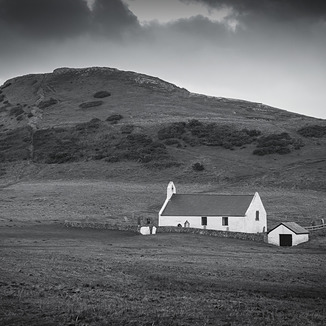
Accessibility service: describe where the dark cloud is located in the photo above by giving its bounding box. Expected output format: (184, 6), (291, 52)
(91, 0), (139, 37)
(183, 0), (326, 21)
(0, 0), (90, 39)
(0, 0), (140, 41)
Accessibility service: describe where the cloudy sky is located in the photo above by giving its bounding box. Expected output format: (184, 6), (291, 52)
(0, 0), (325, 119)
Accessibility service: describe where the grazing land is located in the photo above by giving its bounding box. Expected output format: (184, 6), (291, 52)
(0, 223), (325, 326)
(1, 180), (325, 228)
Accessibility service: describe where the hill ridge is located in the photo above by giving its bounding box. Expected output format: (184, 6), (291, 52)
(0, 66), (325, 192)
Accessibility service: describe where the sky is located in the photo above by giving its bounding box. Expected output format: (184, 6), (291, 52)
(0, 0), (325, 119)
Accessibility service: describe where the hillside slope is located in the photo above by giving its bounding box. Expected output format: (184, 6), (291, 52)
(0, 67), (325, 191)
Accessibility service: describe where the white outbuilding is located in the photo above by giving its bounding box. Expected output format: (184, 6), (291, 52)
(267, 222), (309, 246)
(159, 182), (267, 234)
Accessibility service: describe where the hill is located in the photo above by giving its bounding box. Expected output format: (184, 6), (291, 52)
(0, 67), (325, 227)
(1, 67), (325, 188)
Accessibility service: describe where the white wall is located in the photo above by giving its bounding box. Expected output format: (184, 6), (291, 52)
(244, 192), (267, 233)
(159, 215), (249, 232)
(268, 225), (309, 246)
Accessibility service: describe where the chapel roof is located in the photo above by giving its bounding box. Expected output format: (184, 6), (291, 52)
(161, 194), (255, 217)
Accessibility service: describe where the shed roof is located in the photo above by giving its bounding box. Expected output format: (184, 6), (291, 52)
(161, 194), (254, 217)
(268, 222), (309, 234)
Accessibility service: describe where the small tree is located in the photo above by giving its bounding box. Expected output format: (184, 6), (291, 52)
(192, 162), (204, 171)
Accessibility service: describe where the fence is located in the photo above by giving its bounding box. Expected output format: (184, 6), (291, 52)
(303, 223), (326, 231)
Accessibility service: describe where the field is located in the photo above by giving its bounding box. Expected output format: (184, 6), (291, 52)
(1, 179), (325, 228)
(1, 223), (325, 326)
(1, 180), (326, 325)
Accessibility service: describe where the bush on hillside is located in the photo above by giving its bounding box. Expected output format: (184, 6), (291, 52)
(120, 124), (134, 134)
(157, 120), (260, 150)
(164, 138), (181, 146)
(187, 119), (203, 128)
(9, 106), (24, 117)
(102, 133), (169, 163)
(106, 114), (123, 124)
(93, 91), (111, 98)
(192, 162), (205, 171)
(79, 101), (103, 109)
(38, 98), (58, 109)
(253, 132), (304, 156)
(157, 122), (186, 140)
(242, 128), (262, 137)
(187, 123), (255, 149)
(75, 118), (102, 133)
(47, 152), (76, 164)
(0, 94), (4, 102)
(297, 125), (326, 138)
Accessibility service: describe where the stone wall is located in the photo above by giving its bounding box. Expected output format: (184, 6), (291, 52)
(157, 226), (266, 242)
(64, 220), (138, 232)
(64, 221), (266, 242)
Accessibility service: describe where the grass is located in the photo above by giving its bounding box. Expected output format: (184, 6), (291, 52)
(0, 224), (325, 325)
(0, 180), (324, 229)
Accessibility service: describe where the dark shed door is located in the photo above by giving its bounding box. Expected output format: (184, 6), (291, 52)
(280, 234), (292, 246)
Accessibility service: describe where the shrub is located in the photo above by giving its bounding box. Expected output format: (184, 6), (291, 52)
(192, 162), (205, 171)
(157, 122), (186, 140)
(187, 119), (203, 128)
(105, 156), (120, 163)
(157, 121), (259, 149)
(242, 128), (262, 137)
(182, 135), (198, 146)
(38, 98), (58, 109)
(256, 133), (291, 148)
(93, 91), (111, 98)
(120, 124), (134, 134)
(253, 132), (303, 156)
(79, 101), (103, 109)
(126, 133), (152, 147)
(106, 114), (123, 123)
(9, 106), (24, 117)
(164, 138), (181, 146)
(108, 134), (169, 164)
(75, 118), (102, 133)
(297, 125), (326, 138)
(0, 94), (4, 102)
(293, 138), (305, 150)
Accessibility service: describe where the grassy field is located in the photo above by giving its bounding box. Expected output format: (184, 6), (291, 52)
(0, 223), (325, 326)
(1, 179), (325, 228)
(0, 179), (325, 325)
